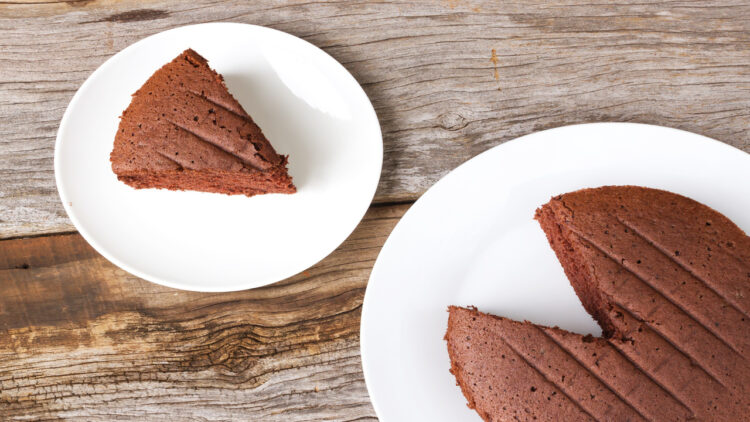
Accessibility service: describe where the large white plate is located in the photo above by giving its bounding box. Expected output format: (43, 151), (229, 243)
(360, 123), (750, 421)
(55, 23), (382, 292)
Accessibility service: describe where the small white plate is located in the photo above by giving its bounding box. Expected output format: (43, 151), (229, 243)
(360, 123), (750, 421)
(55, 23), (382, 292)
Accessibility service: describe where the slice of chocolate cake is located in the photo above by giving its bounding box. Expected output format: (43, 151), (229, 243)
(110, 49), (295, 196)
(446, 306), (693, 421)
(446, 186), (750, 421)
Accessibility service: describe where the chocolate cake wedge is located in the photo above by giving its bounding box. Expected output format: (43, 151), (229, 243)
(446, 306), (694, 422)
(110, 49), (295, 196)
(446, 186), (750, 421)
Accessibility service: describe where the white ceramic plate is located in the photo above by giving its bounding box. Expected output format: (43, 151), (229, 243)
(55, 23), (382, 292)
(360, 123), (750, 421)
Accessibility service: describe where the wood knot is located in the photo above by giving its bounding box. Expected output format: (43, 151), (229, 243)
(438, 112), (468, 131)
(96, 9), (170, 23)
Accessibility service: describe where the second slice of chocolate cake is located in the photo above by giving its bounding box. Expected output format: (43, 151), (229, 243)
(110, 49), (296, 197)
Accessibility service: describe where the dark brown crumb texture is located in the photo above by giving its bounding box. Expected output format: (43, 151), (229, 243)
(445, 185), (750, 422)
(110, 48), (295, 196)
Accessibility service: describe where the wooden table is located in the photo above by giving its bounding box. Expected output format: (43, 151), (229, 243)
(1, 1), (749, 420)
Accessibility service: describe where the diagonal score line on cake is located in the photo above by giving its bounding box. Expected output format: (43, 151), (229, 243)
(184, 89), (279, 168)
(536, 327), (652, 421)
(154, 150), (185, 168)
(186, 89), (253, 125)
(499, 335), (599, 421)
(572, 230), (744, 358)
(166, 119), (264, 171)
(571, 233), (736, 386)
(616, 217), (750, 320)
(604, 330), (697, 418)
(611, 299), (727, 389)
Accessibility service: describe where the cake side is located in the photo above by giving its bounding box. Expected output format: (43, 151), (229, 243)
(534, 203), (619, 338)
(118, 156), (295, 196)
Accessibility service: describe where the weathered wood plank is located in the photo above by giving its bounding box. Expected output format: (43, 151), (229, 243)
(0, 203), (407, 421)
(2, 0), (750, 238)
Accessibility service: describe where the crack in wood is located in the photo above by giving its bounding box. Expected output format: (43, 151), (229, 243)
(0, 203), (406, 420)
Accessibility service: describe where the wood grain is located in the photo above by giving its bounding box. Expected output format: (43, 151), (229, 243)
(2, 0), (750, 238)
(0, 203), (407, 421)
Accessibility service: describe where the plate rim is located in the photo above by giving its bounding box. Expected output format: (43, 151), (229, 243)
(359, 122), (749, 420)
(54, 22), (383, 292)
